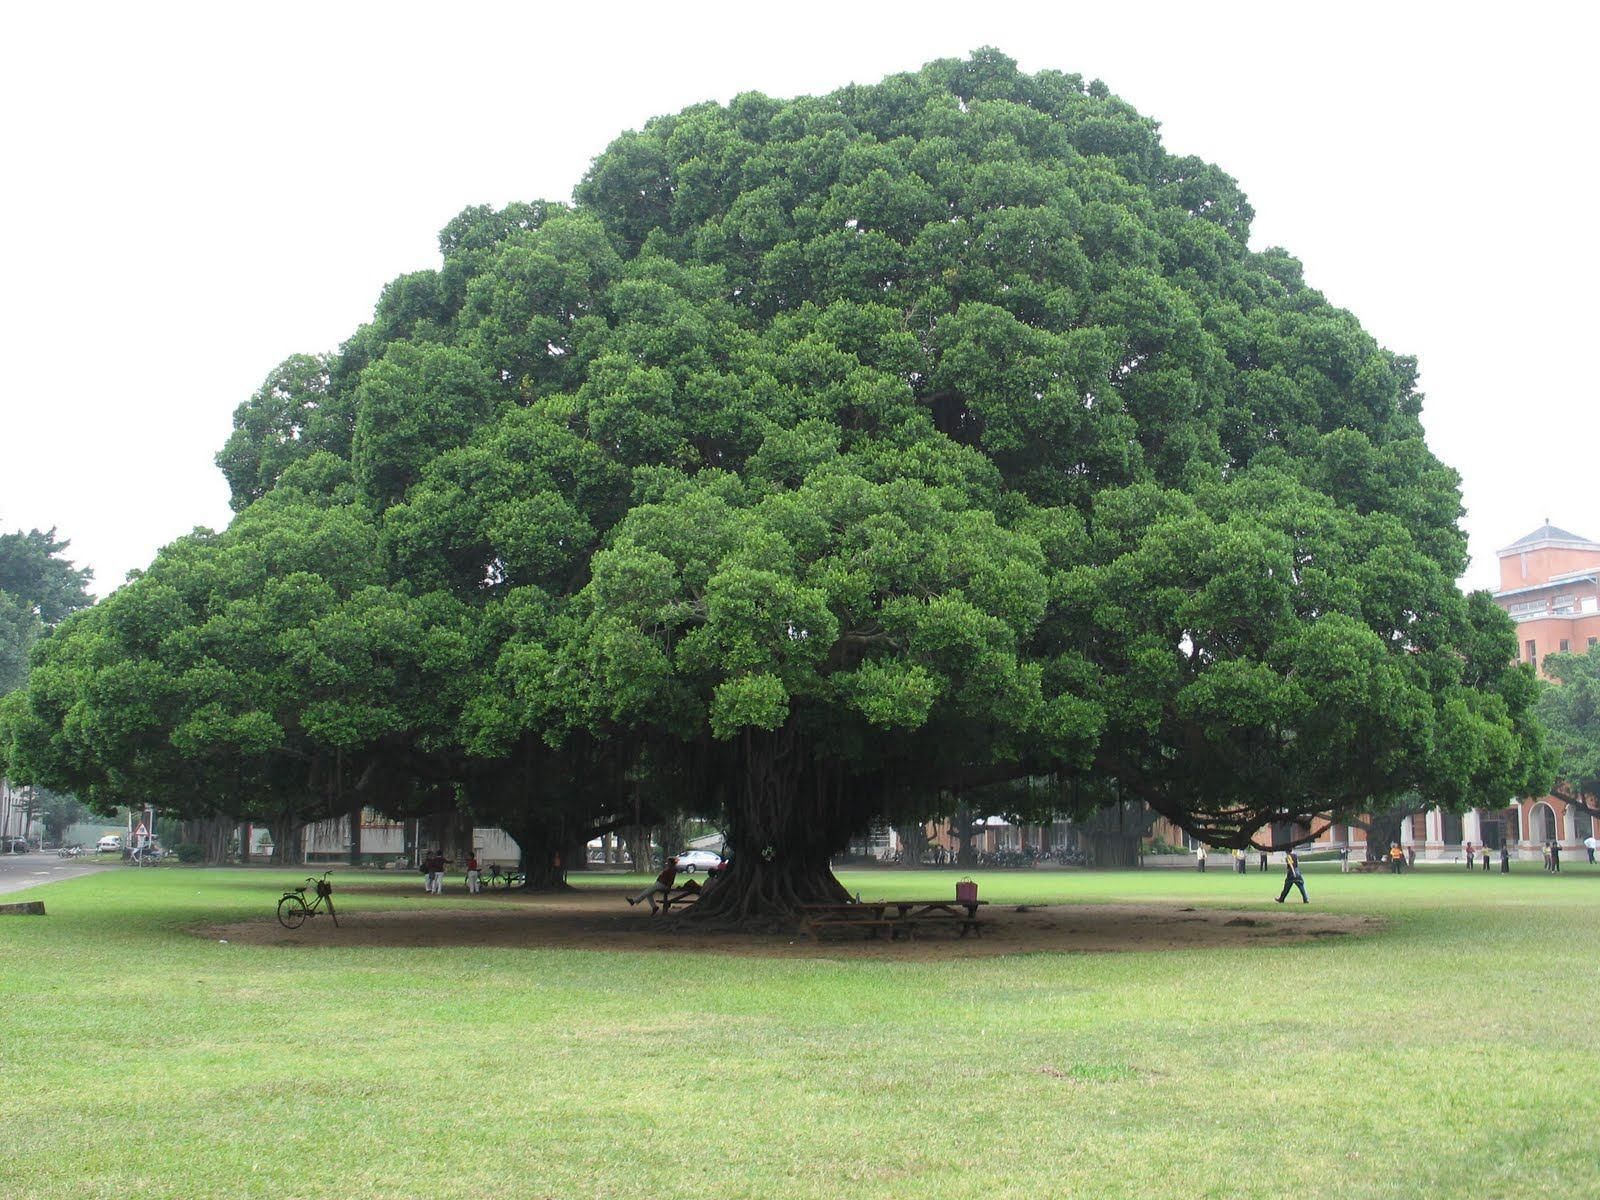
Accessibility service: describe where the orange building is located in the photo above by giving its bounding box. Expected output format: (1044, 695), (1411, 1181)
(1487, 522), (1598, 855)
(1495, 521), (1600, 669)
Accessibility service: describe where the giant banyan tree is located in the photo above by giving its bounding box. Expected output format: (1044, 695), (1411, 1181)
(1, 50), (1545, 921)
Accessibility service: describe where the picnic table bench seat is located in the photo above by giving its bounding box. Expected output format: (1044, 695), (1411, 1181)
(659, 886), (701, 912)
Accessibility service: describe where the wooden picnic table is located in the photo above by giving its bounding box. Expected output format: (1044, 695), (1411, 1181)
(887, 899), (989, 936)
(798, 899), (988, 939)
(798, 901), (894, 939)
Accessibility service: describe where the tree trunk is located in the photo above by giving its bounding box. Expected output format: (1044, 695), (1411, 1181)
(893, 822), (927, 868)
(562, 837), (588, 874)
(953, 802), (978, 868)
(1365, 811), (1405, 863)
(504, 821), (572, 892)
(622, 825), (653, 873)
(1081, 831), (1141, 868)
(203, 816), (230, 864)
(266, 817), (304, 867)
(685, 726), (851, 925)
(348, 802), (364, 866)
(658, 816), (687, 861)
(443, 812), (474, 866)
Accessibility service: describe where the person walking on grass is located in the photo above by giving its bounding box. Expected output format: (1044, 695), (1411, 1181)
(1389, 842), (1404, 874)
(464, 853), (481, 894)
(1195, 843), (1207, 873)
(1500, 844), (1510, 873)
(1233, 848), (1247, 875)
(1275, 850), (1308, 904)
(1463, 840), (1473, 868)
(1584, 835), (1597, 865)
(1339, 845), (1350, 873)
(422, 849), (446, 894)
(1258, 846), (1269, 872)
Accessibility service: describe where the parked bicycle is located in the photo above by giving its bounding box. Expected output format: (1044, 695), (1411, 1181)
(277, 872), (338, 929)
(57, 844), (84, 858)
(486, 864), (525, 890)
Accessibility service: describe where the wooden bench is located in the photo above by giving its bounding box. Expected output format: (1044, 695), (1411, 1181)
(659, 886), (701, 912)
(799, 902), (893, 939)
(888, 900), (988, 937)
(799, 900), (988, 939)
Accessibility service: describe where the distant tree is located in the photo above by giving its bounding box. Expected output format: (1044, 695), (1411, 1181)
(1537, 644), (1600, 818)
(0, 524), (94, 696)
(0, 526), (94, 625)
(35, 787), (88, 844)
(0, 592), (37, 696)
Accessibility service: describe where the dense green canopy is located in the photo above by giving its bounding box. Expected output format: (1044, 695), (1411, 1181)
(1, 50), (1544, 915)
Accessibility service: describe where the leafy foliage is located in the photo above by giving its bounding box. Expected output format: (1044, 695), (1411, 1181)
(0, 524), (93, 696)
(1537, 644), (1600, 816)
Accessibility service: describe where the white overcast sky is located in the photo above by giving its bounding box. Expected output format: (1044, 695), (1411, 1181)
(1, 0), (1594, 597)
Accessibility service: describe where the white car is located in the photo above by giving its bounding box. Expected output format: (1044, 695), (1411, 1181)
(673, 849), (724, 873)
(96, 834), (123, 853)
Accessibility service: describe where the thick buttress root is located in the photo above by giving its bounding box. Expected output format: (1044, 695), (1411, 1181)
(682, 859), (852, 928)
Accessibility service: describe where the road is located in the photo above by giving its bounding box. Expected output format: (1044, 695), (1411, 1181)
(0, 850), (109, 896)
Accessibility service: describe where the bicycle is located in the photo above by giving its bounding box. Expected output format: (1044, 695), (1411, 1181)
(486, 865), (525, 890)
(277, 872), (339, 929)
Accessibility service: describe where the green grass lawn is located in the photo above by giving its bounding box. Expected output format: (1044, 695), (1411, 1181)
(2, 864), (1596, 1199)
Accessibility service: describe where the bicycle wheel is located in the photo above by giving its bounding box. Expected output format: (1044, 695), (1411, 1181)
(277, 894), (309, 929)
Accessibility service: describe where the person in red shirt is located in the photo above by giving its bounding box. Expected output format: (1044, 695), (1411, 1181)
(464, 854), (481, 894)
(627, 856), (701, 913)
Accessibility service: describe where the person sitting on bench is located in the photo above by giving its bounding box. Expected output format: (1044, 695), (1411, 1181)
(627, 856), (701, 913)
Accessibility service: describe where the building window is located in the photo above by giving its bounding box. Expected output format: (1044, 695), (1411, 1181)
(1589, 637), (1598, 647)
(1560, 639), (1570, 653)
(1525, 639), (1537, 666)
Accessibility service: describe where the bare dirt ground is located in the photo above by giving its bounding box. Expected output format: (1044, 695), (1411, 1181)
(203, 882), (1382, 958)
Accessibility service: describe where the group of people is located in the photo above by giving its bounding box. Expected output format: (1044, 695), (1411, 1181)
(1459, 841), (1511, 873)
(418, 850), (482, 894)
(1192, 830), (1600, 906)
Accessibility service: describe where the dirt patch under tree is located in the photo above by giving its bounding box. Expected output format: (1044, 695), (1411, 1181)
(202, 882), (1382, 958)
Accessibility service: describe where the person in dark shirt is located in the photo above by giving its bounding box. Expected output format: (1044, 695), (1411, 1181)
(422, 850), (446, 894)
(1275, 851), (1308, 904)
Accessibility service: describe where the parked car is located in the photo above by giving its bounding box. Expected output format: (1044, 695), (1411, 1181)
(96, 834), (123, 853)
(673, 849), (724, 873)
(5, 837), (30, 854)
